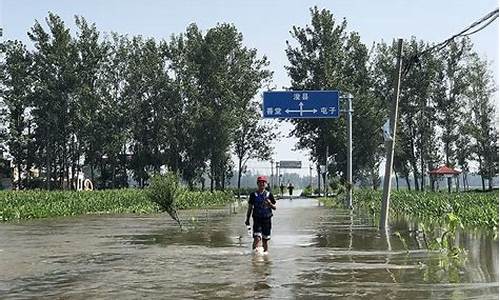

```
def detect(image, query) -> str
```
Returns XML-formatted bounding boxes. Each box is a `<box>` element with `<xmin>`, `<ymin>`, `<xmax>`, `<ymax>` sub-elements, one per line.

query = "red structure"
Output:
<box><xmin>429</xmin><ymin>165</ymin><xmax>461</xmax><ymax>176</ymax></box>
<box><xmin>429</xmin><ymin>165</ymin><xmax>461</xmax><ymax>192</ymax></box>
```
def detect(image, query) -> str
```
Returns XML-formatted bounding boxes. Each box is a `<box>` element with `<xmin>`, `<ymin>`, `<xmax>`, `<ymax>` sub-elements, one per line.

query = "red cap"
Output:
<box><xmin>257</xmin><ymin>176</ymin><xmax>268</xmax><ymax>182</ymax></box>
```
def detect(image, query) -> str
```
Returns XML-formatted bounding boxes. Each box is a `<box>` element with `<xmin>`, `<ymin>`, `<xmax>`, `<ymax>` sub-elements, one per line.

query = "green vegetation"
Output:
<box><xmin>322</xmin><ymin>189</ymin><xmax>492</xmax><ymax>276</ymax></box>
<box><xmin>147</xmin><ymin>173</ymin><xmax>179</xmax><ymax>212</ymax></box>
<box><xmin>351</xmin><ymin>189</ymin><xmax>498</xmax><ymax>231</ymax></box>
<box><xmin>0</xmin><ymin>13</ymin><xmax>273</xmax><ymax>191</ymax></box>
<box><xmin>1</xmin><ymin>8</ymin><xmax>497</xmax><ymax>195</ymax></box>
<box><xmin>286</xmin><ymin>7</ymin><xmax>497</xmax><ymax>192</ymax></box>
<box><xmin>0</xmin><ymin>189</ymin><xmax>157</xmax><ymax>221</ymax></box>
<box><xmin>0</xmin><ymin>176</ymin><xmax>235</xmax><ymax>221</ymax></box>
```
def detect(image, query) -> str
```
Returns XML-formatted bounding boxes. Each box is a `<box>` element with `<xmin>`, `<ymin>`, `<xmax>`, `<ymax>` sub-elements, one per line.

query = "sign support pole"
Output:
<box><xmin>340</xmin><ymin>93</ymin><xmax>354</xmax><ymax>209</ymax></box>
<box><xmin>325</xmin><ymin>145</ymin><xmax>329</xmax><ymax>197</ymax></box>
<box><xmin>346</xmin><ymin>93</ymin><xmax>353</xmax><ymax>209</ymax></box>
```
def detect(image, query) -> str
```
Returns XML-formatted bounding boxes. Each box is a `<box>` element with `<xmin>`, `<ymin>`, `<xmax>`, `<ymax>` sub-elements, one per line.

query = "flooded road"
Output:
<box><xmin>0</xmin><ymin>198</ymin><xmax>498</xmax><ymax>299</ymax></box>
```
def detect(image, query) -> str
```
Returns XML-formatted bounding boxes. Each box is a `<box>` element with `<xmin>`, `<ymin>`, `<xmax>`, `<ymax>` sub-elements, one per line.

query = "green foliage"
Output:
<box><xmin>0</xmin><ymin>189</ymin><xmax>158</xmax><ymax>221</ymax></box>
<box><xmin>464</xmin><ymin>53</ymin><xmax>499</xmax><ymax>188</ymax></box>
<box><xmin>301</xmin><ymin>185</ymin><xmax>313</xmax><ymax>197</ymax></box>
<box><xmin>0</xmin><ymin>10</ymin><xmax>497</xmax><ymax>195</ymax></box>
<box><xmin>1</xmin><ymin>13</ymin><xmax>272</xmax><ymax>192</ymax></box>
<box><xmin>318</xmin><ymin>196</ymin><xmax>343</xmax><ymax>208</ymax></box>
<box><xmin>175</xmin><ymin>189</ymin><xmax>233</xmax><ymax>209</ymax></box>
<box><xmin>285</xmin><ymin>7</ymin><xmax>386</xmax><ymax>183</ymax></box>
<box><xmin>233</xmin><ymin>106</ymin><xmax>277</xmax><ymax>197</ymax></box>
<box><xmin>0</xmin><ymin>181</ymin><xmax>236</xmax><ymax>221</ymax></box>
<box><xmin>146</xmin><ymin>173</ymin><xmax>178</xmax><ymax>211</ymax></box>
<box><xmin>353</xmin><ymin>189</ymin><xmax>498</xmax><ymax>231</ymax></box>
<box><xmin>146</xmin><ymin>173</ymin><xmax>182</xmax><ymax>227</ymax></box>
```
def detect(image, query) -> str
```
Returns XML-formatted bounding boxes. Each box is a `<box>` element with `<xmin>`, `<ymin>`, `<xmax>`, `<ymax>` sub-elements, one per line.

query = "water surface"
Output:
<box><xmin>0</xmin><ymin>198</ymin><xmax>497</xmax><ymax>299</ymax></box>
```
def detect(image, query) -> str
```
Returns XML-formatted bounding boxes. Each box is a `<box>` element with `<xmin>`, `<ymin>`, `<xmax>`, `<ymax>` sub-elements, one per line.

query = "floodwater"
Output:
<box><xmin>0</xmin><ymin>198</ymin><xmax>497</xmax><ymax>299</ymax></box>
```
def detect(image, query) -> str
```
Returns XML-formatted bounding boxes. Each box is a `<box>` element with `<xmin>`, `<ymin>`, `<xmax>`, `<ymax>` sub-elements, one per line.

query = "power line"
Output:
<box><xmin>403</xmin><ymin>8</ymin><xmax>499</xmax><ymax>76</ymax></box>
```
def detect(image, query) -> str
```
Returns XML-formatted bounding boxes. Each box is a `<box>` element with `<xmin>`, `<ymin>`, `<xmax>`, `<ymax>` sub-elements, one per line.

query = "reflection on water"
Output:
<box><xmin>0</xmin><ymin>199</ymin><xmax>497</xmax><ymax>299</ymax></box>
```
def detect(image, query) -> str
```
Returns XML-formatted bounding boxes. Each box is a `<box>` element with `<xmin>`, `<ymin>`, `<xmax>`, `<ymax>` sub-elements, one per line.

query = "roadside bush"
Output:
<box><xmin>301</xmin><ymin>185</ymin><xmax>313</xmax><ymax>197</ymax></box>
<box><xmin>146</xmin><ymin>173</ymin><xmax>181</xmax><ymax>226</ymax></box>
<box><xmin>147</xmin><ymin>173</ymin><xmax>178</xmax><ymax>211</ymax></box>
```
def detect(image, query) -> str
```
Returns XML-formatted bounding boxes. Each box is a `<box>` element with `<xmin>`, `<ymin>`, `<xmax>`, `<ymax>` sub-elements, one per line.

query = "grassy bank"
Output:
<box><xmin>0</xmin><ymin>188</ymin><xmax>235</xmax><ymax>221</ymax></box>
<box><xmin>348</xmin><ymin>189</ymin><xmax>498</xmax><ymax>231</ymax></box>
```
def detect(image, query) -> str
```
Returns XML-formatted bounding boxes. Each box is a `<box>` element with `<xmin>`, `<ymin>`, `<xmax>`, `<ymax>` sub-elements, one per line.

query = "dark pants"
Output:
<box><xmin>252</xmin><ymin>217</ymin><xmax>272</xmax><ymax>240</ymax></box>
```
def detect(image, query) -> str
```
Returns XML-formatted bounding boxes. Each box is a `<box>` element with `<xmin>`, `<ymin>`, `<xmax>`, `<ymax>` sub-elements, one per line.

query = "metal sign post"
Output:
<box><xmin>340</xmin><ymin>93</ymin><xmax>353</xmax><ymax>209</ymax></box>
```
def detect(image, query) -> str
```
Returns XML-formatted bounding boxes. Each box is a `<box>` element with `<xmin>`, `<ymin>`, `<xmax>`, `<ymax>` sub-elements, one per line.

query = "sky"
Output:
<box><xmin>1</xmin><ymin>0</ymin><xmax>498</xmax><ymax>176</ymax></box>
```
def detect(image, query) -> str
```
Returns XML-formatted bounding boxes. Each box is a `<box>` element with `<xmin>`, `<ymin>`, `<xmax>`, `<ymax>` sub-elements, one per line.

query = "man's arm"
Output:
<box><xmin>245</xmin><ymin>205</ymin><xmax>253</xmax><ymax>225</ymax></box>
<box><xmin>245</xmin><ymin>194</ymin><xmax>254</xmax><ymax>225</ymax></box>
<box><xmin>266</xmin><ymin>193</ymin><xmax>276</xmax><ymax>210</ymax></box>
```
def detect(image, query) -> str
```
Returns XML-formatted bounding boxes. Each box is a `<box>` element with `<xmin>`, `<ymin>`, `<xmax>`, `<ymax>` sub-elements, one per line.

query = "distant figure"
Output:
<box><xmin>280</xmin><ymin>183</ymin><xmax>285</xmax><ymax>196</ymax></box>
<box><xmin>287</xmin><ymin>182</ymin><xmax>294</xmax><ymax>197</ymax></box>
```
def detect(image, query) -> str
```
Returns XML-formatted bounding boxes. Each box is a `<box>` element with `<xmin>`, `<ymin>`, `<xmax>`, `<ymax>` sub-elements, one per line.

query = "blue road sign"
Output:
<box><xmin>263</xmin><ymin>90</ymin><xmax>339</xmax><ymax>119</ymax></box>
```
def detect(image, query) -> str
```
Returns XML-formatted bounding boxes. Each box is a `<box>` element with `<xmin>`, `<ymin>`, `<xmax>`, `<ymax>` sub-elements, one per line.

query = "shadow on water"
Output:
<box><xmin>0</xmin><ymin>198</ymin><xmax>497</xmax><ymax>299</ymax></box>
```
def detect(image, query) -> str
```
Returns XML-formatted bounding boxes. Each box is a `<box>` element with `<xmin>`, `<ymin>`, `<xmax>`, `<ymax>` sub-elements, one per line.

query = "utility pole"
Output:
<box><xmin>380</xmin><ymin>38</ymin><xmax>403</xmax><ymax>230</ymax></box>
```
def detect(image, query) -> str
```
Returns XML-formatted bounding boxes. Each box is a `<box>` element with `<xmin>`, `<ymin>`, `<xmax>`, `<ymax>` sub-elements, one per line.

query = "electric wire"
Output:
<box><xmin>402</xmin><ymin>8</ymin><xmax>499</xmax><ymax>76</ymax></box>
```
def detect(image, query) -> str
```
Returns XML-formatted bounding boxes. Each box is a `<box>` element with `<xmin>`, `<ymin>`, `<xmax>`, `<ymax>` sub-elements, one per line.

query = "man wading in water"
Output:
<box><xmin>245</xmin><ymin>176</ymin><xmax>276</xmax><ymax>254</ymax></box>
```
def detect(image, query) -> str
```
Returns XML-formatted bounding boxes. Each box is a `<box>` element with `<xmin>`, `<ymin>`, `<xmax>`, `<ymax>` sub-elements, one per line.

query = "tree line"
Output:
<box><xmin>0</xmin><ymin>13</ymin><xmax>275</xmax><ymax>191</ymax></box>
<box><xmin>285</xmin><ymin>7</ymin><xmax>498</xmax><ymax>191</ymax></box>
<box><xmin>0</xmin><ymin>8</ymin><xmax>498</xmax><ymax>192</ymax></box>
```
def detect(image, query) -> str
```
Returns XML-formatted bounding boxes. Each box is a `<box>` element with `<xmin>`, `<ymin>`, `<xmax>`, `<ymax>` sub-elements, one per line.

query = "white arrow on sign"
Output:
<box><xmin>285</xmin><ymin>102</ymin><xmax>317</xmax><ymax>116</ymax></box>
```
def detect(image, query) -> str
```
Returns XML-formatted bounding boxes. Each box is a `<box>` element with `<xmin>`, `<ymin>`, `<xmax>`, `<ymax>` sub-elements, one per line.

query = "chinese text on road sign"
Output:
<box><xmin>263</xmin><ymin>90</ymin><xmax>339</xmax><ymax>119</ymax></box>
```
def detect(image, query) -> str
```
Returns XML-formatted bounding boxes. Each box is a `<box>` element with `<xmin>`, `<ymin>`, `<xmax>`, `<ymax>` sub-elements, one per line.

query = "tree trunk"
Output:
<box><xmin>16</xmin><ymin>162</ymin><xmax>21</xmax><ymax>190</ymax></box>
<box><xmin>419</xmin><ymin>138</ymin><xmax>425</xmax><ymax>191</ymax></box>
<box><xmin>112</xmin><ymin>160</ymin><xmax>116</xmax><ymax>189</ymax></box>
<box><xmin>405</xmin><ymin>176</ymin><xmax>411</xmax><ymax>191</ymax></box>
<box><xmin>25</xmin><ymin>122</ymin><xmax>32</xmax><ymax>188</ymax></box>
<box><xmin>462</xmin><ymin>173</ymin><xmax>466</xmax><ymax>192</ymax></box>
<box><xmin>71</xmin><ymin>144</ymin><xmax>76</xmax><ymax>190</ymax></box>
<box><xmin>411</xmin><ymin>163</ymin><xmax>420</xmax><ymax>191</ymax></box>
<box><xmin>237</xmin><ymin>158</ymin><xmax>242</xmax><ymax>200</ymax></box>
<box><xmin>65</xmin><ymin>157</ymin><xmax>70</xmax><ymax>190</ymax></box>
<box><xmin>420</xmin><ymin>160</ymin><xmax>425</xmax><ymax>191</ymax></box>
<box><xmin>409</xmin><ymin>128</ymin><xmax>420</xmax><ymax>191</ymax></box>
<box><xmin>317</xmin><ymin>165</ymin><xmax>321</xmax><ymax>195</ymax></box>
<box><xmin>210</xmin><ymin>167</ymin><xmax>214</xmax><ymax>193</ymax></box>
<box><xmin>394</xmin><ymin>171</ymin><xmax>399</xmax><ymax>191</ymax></box>
<box><xmin>46</xmin><ymin>146</ymin><xmax>51</xmax><ymax>190</ymax></box>
<box><xmin>221</xmin><ymin>167</ymin><xmax>225</xmax><ymax>191</ymax></box>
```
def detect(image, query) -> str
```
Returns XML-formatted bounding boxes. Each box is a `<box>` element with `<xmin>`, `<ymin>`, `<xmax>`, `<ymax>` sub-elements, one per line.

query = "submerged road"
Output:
<box><xmin>0</xmin><ymin>197</ymin><xmax>498</xmax><ymax>299</ymax></box>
